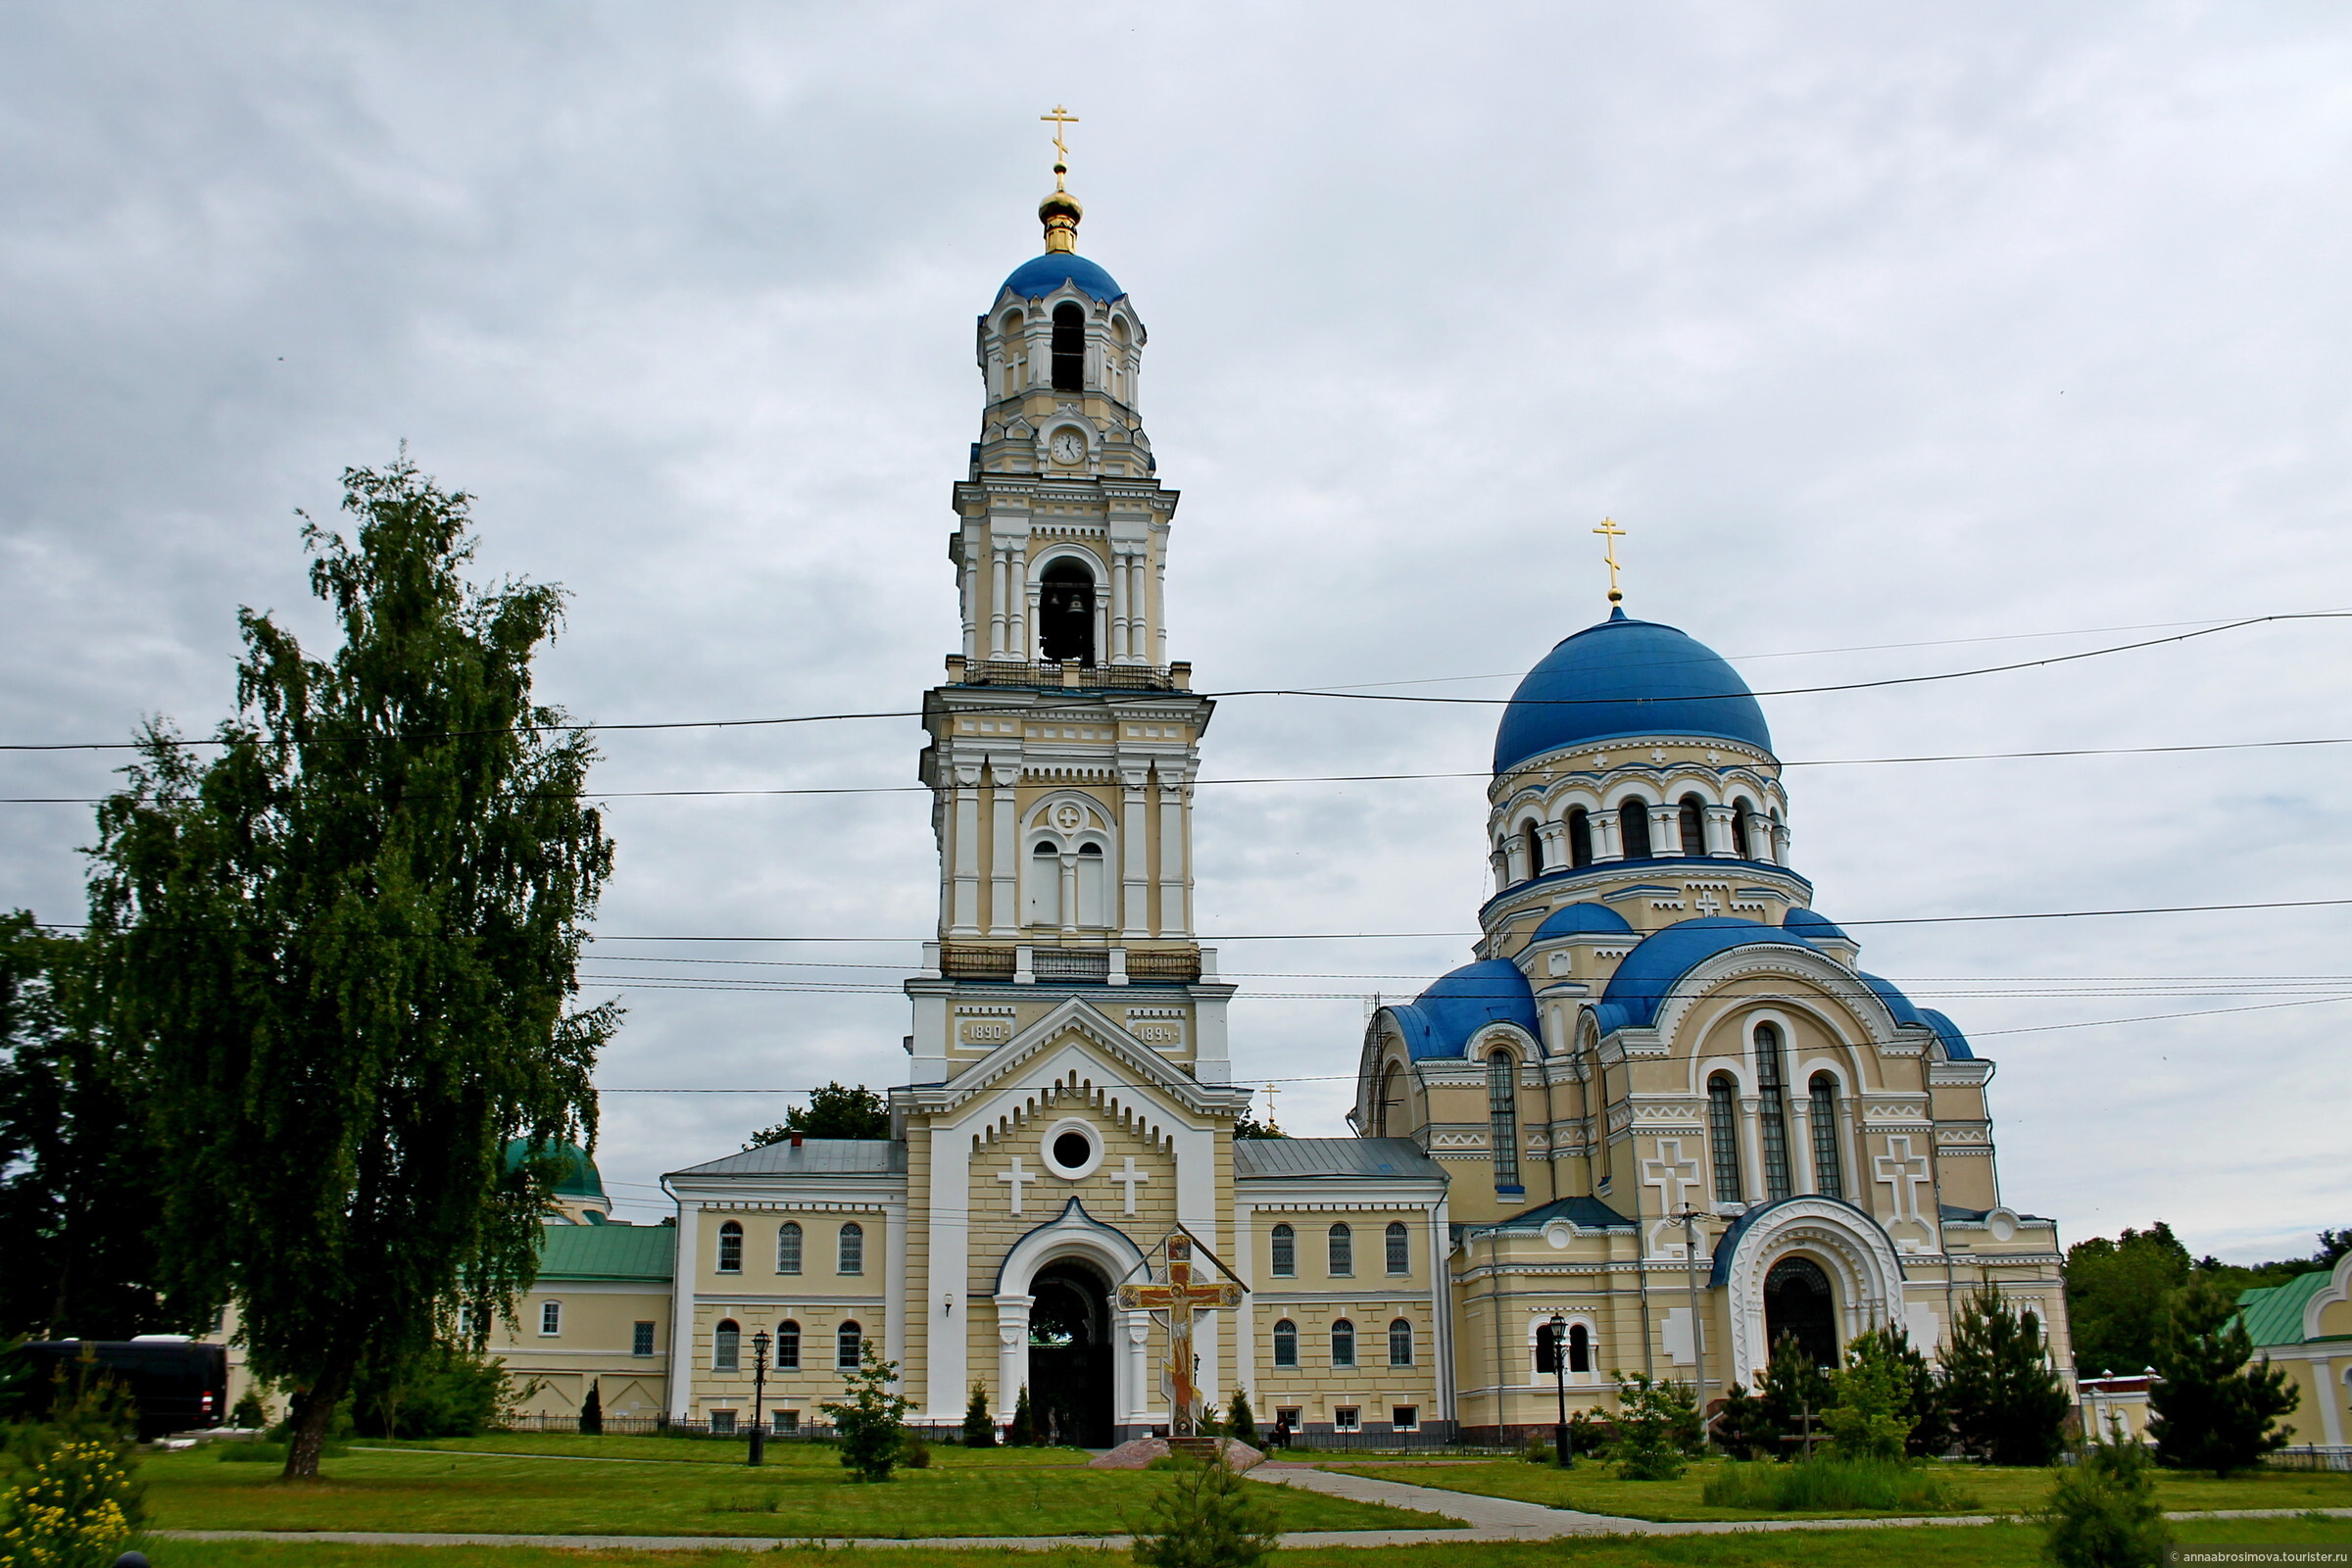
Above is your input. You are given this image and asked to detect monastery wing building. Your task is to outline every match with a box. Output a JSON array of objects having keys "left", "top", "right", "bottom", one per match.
[{"left": 484, "top": 174, "right": 2075, "bottom": 1446}]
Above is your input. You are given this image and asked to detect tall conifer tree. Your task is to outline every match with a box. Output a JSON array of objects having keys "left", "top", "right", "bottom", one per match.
[{"left": 84, "top": 458, "right": 616, "bottom": 1477}]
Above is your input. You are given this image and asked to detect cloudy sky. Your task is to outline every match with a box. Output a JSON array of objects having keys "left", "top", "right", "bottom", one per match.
[{"left": 3, "top": 4, "right": 2346, "bottom": 1259}]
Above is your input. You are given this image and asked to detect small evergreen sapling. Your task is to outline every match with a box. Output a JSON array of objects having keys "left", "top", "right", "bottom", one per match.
[
  {"left": 1942, "top": 1288, "right": 2070, "bottom": 1466},
  {"left": 961, "top": 1382, "right": 997, "bottom": 1447},
  {"left": 1604, "top": 1372, "right": 1701, "bottom": 1480},
  {"left": 1756, "top": 1333, "right": 1834, "bottom": 1460},
  {"left": 1822, "top": 1328, "right": 1917, "bottom": 1462},
  {"left": 1710, "top": 1383, "right": 1774, "bottom": 1460},
  {"left": 2147, "top": 1276, "right": 2298, "bottom": 1478},
  {"left": 1008, "top": 1384, "right": 1036, "bottom": 1446},
  {"left": 2035, "top": 1419, "right": 2170, "bottom": 1568},
  {"left": 578, "top": 1380, "right": 602, "bottom": 1437},
  {"left": 1131, "top": 1451, "right": 1279, "bottom": 1568},
  {"left": 816, "top": 1340, "right": 913, "bottom": 1482},
  {"left": 1224, "top": 1389, "right": 1257, "bottom": 1448}
]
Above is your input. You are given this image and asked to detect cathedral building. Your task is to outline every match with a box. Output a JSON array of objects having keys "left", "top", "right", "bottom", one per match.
[{"left": 484, "top": 168, "right": 2076, "bottom": 1446}]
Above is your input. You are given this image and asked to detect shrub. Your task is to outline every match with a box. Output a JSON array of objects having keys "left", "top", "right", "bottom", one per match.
[
  {"left": 0, "top": 1434, "right": 141, "bottom": 1568},
  {"left": 1711, "top": 1383, "right": 1774, "bottom": 1460},
  {"left": 2036, "top": 1421, "right": 2170, "bottom": 1568},
  {"left": 1224, "top": 1390, "right": 1257, "bottom": 1448},
  {"left": 1700, "top": 1456, "right": 1977, "bottom": 1513},
  {"left": 961, "top": 1382, "right": 997, "bottom": 1448},
  {"left": 1132, "top": 1452, "right": 1279, "bottom": 1568},
  {"left": 817, "top": 1339, "right": 913, "bottom": 1483},
  {"left": 1823, "top": 1330, "right": 1916, "bottom": 1462},
  {"left": 1605, "top": 1372, "right": 1701, "bottom": 1481},
  {"left": 1756, "top": 1333, "right": 1834, "bottom": 1460},
  {"left": 578, "top": 1380, "right": 603, "bottom": 1438},
  {"left": 901, "top": 1439, "right": 931, "bottom": 1470},
  {"left": 2148, "top": 1277, "right": 2298, "bottom": 1478},
  {"left": 349, "top": 1341, "right": 510, "bottom": 1440},
  {"left": 1008, "top": 1384, "right": 1037, "bottom": 1446},
  {"left": 1943, "top": 1288, "right": 2071, "bottom": 1467},
  {"left": 1520, "top": 1435, "right": 1554, "bottom": 1466},
  {"left": 228, "top": 1391, "right": 269, "bottom": 1429}
]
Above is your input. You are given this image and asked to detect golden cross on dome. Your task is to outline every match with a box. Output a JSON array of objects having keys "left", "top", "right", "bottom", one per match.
[
  {"left": 1593, "top": 515, "right": 1628, "bottom": 605},
  {"left": 1041, "top": 105, "right": 1079, "bottom": 190}
]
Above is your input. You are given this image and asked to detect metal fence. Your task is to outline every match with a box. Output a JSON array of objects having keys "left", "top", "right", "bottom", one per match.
[{"left": 2269, "top": 1446, "right": 2352, "bottom": 1472}]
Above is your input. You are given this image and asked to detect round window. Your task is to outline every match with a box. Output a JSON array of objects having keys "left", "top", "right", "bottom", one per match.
[{"left": 1053, "top": 1131, "right": 1092, "bottom": 1169}]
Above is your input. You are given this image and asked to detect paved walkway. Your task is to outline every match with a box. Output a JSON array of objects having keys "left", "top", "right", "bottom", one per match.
[{"left": 152, "top": 1481, "right": 2352, "bottom": 1554}]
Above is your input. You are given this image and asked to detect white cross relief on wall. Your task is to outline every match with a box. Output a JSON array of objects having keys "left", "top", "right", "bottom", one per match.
[
  {"left": 1109, "top": 1156, "right": 1150, "bottom": 1215},
  {"left": 1873, "top": 1136, "right": 1933, "bottom": 1226},
  {"left": 1642, "top": 1138, "right": 1705, "bottom": 1256},
  {"left": 998, "top": 1154, "right": 1039, "bottom": 1216}
]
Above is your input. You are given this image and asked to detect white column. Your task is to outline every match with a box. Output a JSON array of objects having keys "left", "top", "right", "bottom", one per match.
[
  {"left": 666, "top": 1200, "right": 700, "bottom": 1421},
  {"left": 1740, "top": 1098, "right": 1767, "bottom": 1205},
  {"left": 1788, "top": 1097, "right": 1816, "bottom": 1195},
  {"left": 884, "top": 1198, "right": 908, "bottom": 1394},
  {"left": 1108, "top": 552, "right": 1130, "bottom": 662},
  {"left": 1058, "top": 853, "right": 1079, "bottom": 937},
  {"left": 990, "top": 550, "right": 1009, "bottom": 658},
  {"left": 1593, "top": 811, "right": 1625, "bottom": 862},
  {"left": 951, "top": 773, "right": 983, "bottom": 936},
  {"left": 1129, "top": 559, "right": 1149, "bottom": 663},
  {"left": 1121, "top": 1308, "right": 1153, "bottom": 1432},
  {"left": 1773, "top": 820, "right": 1792, "bottom": 864},
  {"left": 1120, "top": 780, "right": 1150, "bottom": 937},
  {"left": 995, "top": 1296, "right": 1033, "bottom": 1419},
  {"left": 961, "top": 552, "right": 980, "bottom": 661},
  {"left": 1156, "top": 774, "right": 1190, "bottom": 935},
  {"left": 1704, "top": 806, "right": 1736, "bottom": 857},
  {"left": 1538, "top": 822, "right": 1569, "bottom": 871},
  {"left": 1650, "top": 805, "right": 1680, "bottom": 858},
  {"left": 1154, "top": 559, "right": 1168, "bottom": 664},
  {"left": 988, "top": 773, "right": 1019, "bottom": 939}
]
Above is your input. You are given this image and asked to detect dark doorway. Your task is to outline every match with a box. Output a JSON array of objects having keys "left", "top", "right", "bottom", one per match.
[
  {"left": 1039, "top": 561, "right": 1096, "bottom": 666},
  {"left": 1763, "top": 1254, "right": 1839, "bottom": 1369},
  {"left": 1026, "top": 1259, "right": 1115, "bottom": 1446}
]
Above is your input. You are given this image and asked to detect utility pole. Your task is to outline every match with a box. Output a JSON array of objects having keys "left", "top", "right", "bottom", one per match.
[{"left": 1672, "top": 1205, "right": 1711, "bottom": 1427}]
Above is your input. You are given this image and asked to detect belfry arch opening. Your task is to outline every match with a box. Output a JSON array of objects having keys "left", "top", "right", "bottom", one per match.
[
  {"left": 1763, "top": 1254, "right": 1838, "bottom": 1369},
  {"left": 1025, "top": 1258, "right": 1114, "bottom": 1446},
  {"left": 1039, "top": 559, "right": 1097, "bottom": 665},
  {"left": 1052, "top": 302, "right": 1086, "bottom": 392}
]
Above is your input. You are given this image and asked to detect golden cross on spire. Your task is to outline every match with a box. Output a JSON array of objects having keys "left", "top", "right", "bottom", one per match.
[
  {"left": 1041, "top": 105, "right": 1079, "bottom": 191},
  {"left": 1593, "top": 515, "right": 1628, "bottom": 605}
]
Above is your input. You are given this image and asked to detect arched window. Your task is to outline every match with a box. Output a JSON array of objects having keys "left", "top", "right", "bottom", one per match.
[
  {"left": 1051, "top": 301, "right": 1086, "bottom": 391},
  {"left": 837, "top": 1320, "right": 863, "bottom": 1369},
  {"left": 1679, "top": 796, "right": 1708, "bottom": 858},
  {"left": 1808, "top": 1073, "right": 1843, "bottom": 1200},
  {"left": 1567, "top": 807, "right": 1593, "bottom": 867},
  {"left": 1272, "top": 1318, "right": 1298, "bottom": 1367},
  {"left": 1524, "top": 820, "right": 1544, "bottom": 877},
  {"left": 1388, "top": 1318, "right": 1414, "bottom": 1366},
  {"left": 1270, "top": 1223, "right": 1296, "bottom": 1277},
  {"left": 717, "top": 1220, "right": 744, "bottom": 1274},
  {"left": 1385, "top": 1221, "right": 1410, "bottom": 1276},
  {"left": 999, "top": 310, "right": 1026, "bottom": 394},
  {"left": 1730, "top": 799, "right": 1753, "bottom": 859},
  {"left": 1620, "top": 800, "right": 1653, "bottom": 860},
  {"left": 1568, "top": 1322, "right": 1592, "bottom": 1373},
  {"left": 1756, "top": 1023, "right": 1792, "bottom": 1201},
  {"left": 838, "top": 1222, "right": 864, "bottom": 1276},
  {"left": 1328, "top": 1223, "right": 1353, "bottom": 1276},
  {"left": 776, "top": 1319, "right": 801, "bottom": 1370},
  {"left": 1707, "top": 1072, "right": 1743, "bottom": 1202},
  {"left": 1331, "top": 1318, "right": 1356, "bottom": 1367},
  {"left": 1039, "top": 560, "right": 1097, "bottom": 665},
  {"left": 1075, "top": 840, "right": 1107, "bottom": 926},
  {"left": 1027, "top": 840, "right": 1060, "bottom": 926},
  {"left": 1488, "top": 1048, "right": 1521, "bottom": 1187},
  {"left": 714, "top": 1318, "right": 741, "bottom": 1372},
  {"left": 777, "top": 1221, "right": 803, "bottom": 1275},
  {"left": 1534, "top": 1320, "right": 1559, "bottom": 1374}
]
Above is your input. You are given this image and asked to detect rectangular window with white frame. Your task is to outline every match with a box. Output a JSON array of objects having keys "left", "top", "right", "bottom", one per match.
[
  {"left": 539, "top": 1300, "right": 562, "bottom": 1337},
  {"left": 1332, "top": 1406, "right": 1360, "bottom": 1433},
  {"left": 710, "top": 1410, "right": 737, "bottom": 1435},
  {"left": 1391, "top": 1405, "right": 1418, "bottom": 1432}
]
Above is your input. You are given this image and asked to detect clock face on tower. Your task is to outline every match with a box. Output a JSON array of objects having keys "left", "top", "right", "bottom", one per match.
[{"left": 1051, "top": 429, "right": 1086, "bottom": 465}]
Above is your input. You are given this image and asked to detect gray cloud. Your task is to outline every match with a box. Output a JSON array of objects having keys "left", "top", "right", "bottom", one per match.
[{"left": 3, "top": 2, "right": 2346, "bottom": 1256}]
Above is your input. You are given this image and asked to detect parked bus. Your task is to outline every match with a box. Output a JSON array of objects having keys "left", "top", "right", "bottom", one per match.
[{"left": 19, "top": 1339, "right": 228, "bottom": 1441}]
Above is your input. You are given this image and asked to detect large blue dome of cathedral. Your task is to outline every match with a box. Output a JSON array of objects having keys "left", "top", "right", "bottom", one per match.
[
  {"left": 1000, "top": 252, "right": 1126, "bottom": 303},
  {"left": 1492, "top": 608, "right": 1773, "bottom": 773}
]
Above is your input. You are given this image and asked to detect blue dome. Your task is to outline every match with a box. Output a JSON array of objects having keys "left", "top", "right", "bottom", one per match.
[
  {"left": 1531, "top": 902, "right": 1635, "bottom": 940},
  {"left": 1781, "top": 907, "right": 1851, "bottom": 945},
  {"left": 1000, "top": 253, "right": 1126, "bottom": 303},
  {"left": 1387, "top": 959, "right": 1539, "bottom": 1060},
  {"left": 1918, "top": 1007, "right": 1976, "bottom": 1060},
  {"left": 1493, "top": 609, "right": 1773, "bottom": 774},
  {"left": 1591, "top": 917, "right": 1815, "bottom": 1034}
]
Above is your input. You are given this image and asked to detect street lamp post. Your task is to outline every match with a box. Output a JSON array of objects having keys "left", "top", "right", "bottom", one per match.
[
  {"left": 1672, "top": 1206, "right": 1710, "bottom": 1432},
  {"left": 749, "top": 1330, "right": 771, "bottom": 1467},
  {"left": 1546, "top": 1314, "right": 1571, "bottom": 1468}
]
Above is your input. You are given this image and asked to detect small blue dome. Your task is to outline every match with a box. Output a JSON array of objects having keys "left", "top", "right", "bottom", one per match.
[
  {"left": 1494, "top": 609, "right": 1773, "bottom": 774},
  {"left": 1000, "top": 253, "right": 1126, "bottom": 303},
  {"left": 1531, "top": 902, "right": 1635, "bottom": 940},
  {"left": 1919, "top": 1007, "right": 1976, "bottom": 1060},
  {"left": 1591, "top": 917, "right": 1814, "bottom": 1034},
  {"left": 1781, "top": 908, "right": 1851, "bottom": 945},
  {"left": 1387, "top": 959, "right": 1539, "bottom": 1060}
]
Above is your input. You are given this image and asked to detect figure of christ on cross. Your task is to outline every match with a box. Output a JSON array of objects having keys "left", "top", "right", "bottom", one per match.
[{"left": 1117, "top": 1234, "right": 1244, "bottom": 1438}]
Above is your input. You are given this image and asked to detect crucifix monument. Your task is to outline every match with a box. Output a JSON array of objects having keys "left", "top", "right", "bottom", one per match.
[{"left": 1117, "top": 1232, "right": 1244, "bottom": 1438}]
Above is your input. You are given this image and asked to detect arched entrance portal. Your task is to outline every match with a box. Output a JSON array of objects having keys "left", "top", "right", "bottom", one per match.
[
  {"left": 1764, "top": 1255, "right": 1839, "bottom": 1368},
  {"left": 1027, "top": 1259, "right": 1115, "bottom": 1446}
]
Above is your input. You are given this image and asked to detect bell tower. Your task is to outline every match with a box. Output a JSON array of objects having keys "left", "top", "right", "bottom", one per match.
[{"left": 903, "top": 140, "right": 1228, "bottom": 1087}]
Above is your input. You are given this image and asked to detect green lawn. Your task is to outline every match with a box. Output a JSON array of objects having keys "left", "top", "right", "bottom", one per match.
[
  {"left": 135, "top": 1515, "right": 2352, "bottom": 1568},
  {"left": 1326, "top": 1456, "right": 2352, "bottom": 1523},
  {"left": 347, "top": 1436, "right": 1099, "bottom": 1468},
  {"left": 142, "top": 1444, "right": 1447, "bottom": 1540}
]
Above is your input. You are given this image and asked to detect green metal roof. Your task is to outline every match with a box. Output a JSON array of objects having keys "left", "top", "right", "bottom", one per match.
[
  {"left": 535, "top": 1223, "right": 674, "bottom": 1283},
  {"left": 2234, "top": 1270, "right": 2330, "bottom": 1348}
]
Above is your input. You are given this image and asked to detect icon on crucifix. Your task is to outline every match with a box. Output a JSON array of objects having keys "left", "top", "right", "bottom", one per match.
[{"left": 1117, "top": 1229, "right": 1245, "bottom": 1438}]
